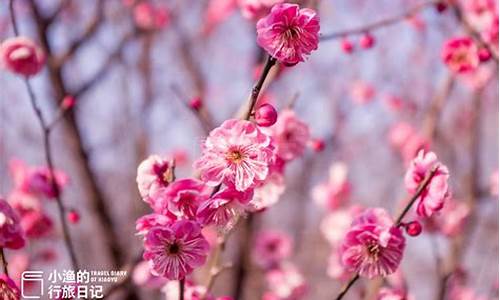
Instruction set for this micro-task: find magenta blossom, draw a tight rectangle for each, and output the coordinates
[269,109,310,161]
[0,199,25,250]
[341,208,405,278]
[137,154,173,209]
[253,230,293,269]
[158,178,210,219]
[9,159,68,199]
[0,37,45,76]
[442,37,480,73]
[404,150,450,217]
[20,210,53,239]
[194,119,274,192]
[143,220,209,280]
[196,187,253,227]
[0,275,20,300]
[256,3,320,65]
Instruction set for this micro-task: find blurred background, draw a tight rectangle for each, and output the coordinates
[0,0,498,299]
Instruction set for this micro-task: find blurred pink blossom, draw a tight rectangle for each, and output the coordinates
[265,262,307,300]
[269,109,310,161]
[0,199,25,250]
[238,0,284,21]
[441,37,479,74]
[253,230,293,269]
[312,162,350,210]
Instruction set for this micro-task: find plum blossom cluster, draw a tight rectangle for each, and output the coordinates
[135,4,320,292]
[314,150,451,298]
[0,158,73,297]
[251,230,307,299]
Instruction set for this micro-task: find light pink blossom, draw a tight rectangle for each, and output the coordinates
[137,155,173,209]
[377,288,411,300]
[194,119,274,191]
[249,172,285,211]
[238,0,284,21]
[265,262,307,300]
[132,260,167,289]
[0,37,45,76]
[196,187,253,227]
[436,199,470,237]
[350,81,376,105]
[0,199,25,250]
[404,150,450,217]
[320,207,361,246]
[442,37,480,73]
[312,162,350,210]
[341,208,405,278]
[327,248,352,280]
[256,3,320,65]
[143,220,209,280]
[269,109,310,161]
[253,230,293,269]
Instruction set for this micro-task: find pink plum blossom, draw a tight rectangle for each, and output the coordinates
[341,208,406,278]
[404,150,450,217]
[196,187,253,227]
[249,172,286,211]
[256,3,320,65]
[312,162,350,210]
[238,0,284,21]
[0,199,25,250]
[132,260,167,289]
[0,37,45,76]
[435,199,470,237]
[203,0,238,35]
[20,210,53,239]
[490,169,498,196]
[158,178,210,219]
[194,119,274,192]
[320,207,361,246]
[9,159,69,199]
[136,154,173,209]
[377,288,411,300]
[269,109,310,161]
[133,2,169,30]
[265,262,307,300]
[350,81,376,105]
[143,220,209,280]
[136,213,176,236]
[327,248,352,280]
[253,230,293,269]
[441,37,480,73]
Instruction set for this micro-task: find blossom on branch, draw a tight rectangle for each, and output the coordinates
[256,3,320,66]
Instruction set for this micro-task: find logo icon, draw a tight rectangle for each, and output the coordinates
[21,271,44,299]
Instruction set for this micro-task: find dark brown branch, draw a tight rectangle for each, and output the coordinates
[0,248,9,277]
[321,0,439,41]
[10,0,80,271]
[72,30,137,98]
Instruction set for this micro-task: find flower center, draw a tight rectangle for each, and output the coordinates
[166,242,181,255]
[366,241,380,260]
[284,26,301,41]
[226,149,245,164]
[162,169,173,184]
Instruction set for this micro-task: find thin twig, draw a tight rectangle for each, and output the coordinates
[9,0,80,271]
[0,248,9,277]
[180,278,185,300]
[321,0,439,41]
